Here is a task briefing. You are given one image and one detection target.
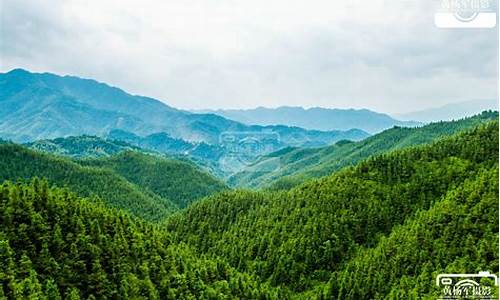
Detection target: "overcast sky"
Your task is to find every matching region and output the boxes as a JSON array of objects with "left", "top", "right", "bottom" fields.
[{"left": 0, "top": 0, "right": 498, "bottom": 113}]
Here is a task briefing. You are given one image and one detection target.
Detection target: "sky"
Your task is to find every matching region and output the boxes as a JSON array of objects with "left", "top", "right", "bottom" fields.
[{"left": 0, "top": 0, "right": 498, "bottom": 113}]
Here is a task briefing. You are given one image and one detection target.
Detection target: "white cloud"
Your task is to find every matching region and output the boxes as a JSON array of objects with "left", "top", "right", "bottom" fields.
[{"left": 0, "top": 0, "right": 497, "bottom": 113}]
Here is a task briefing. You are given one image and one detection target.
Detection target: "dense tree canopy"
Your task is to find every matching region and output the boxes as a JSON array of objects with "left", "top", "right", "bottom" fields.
[
  {"left": 167, "top": 121, "right": 499, "bottom": 297},
  {"left": 0, "top": 115, "right": 497, "bottom": 299},
  {"left": 79, "top": 151, "right": 227, "bottom": 208},
  {"left": 0, "top": 179, "right": 284, "bottom": 299}
]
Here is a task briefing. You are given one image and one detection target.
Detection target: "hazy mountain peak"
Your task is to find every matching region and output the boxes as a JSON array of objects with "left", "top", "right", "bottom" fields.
[
  {"left": 396, "top": 99, "right": 499, "bottom": 122},
  {"left": 199, "top": 106, "right": 419, "bottom": 134}
]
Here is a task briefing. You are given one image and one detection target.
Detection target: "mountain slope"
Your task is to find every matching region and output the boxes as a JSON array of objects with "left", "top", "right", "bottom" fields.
[
  {"left": 324, "top": 166, "right": 498, "bottom": 299},
  {"left": 198, "top": 106, "right": 420, "bottom": 134},
  {"left": 79, "top": 151, "right": 227, "bottom": 208},
  {"left": 0, "top": 179, "right": 284, "bottom": 299},
  {"left": 166, "top": 121, "right": 498, "bottom": 295},
  {"left": 0, "top": 143, "right": 176, "bottom": 221},
  {"left": 229, "top": 111, "right": 498, "bottom": 189}
]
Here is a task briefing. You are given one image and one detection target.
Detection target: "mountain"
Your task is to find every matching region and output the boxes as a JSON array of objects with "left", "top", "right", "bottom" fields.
[
  {"left": 166, "top": 120, "right": 498, "bottom": 297},
  {"left": 0, "top": 69, "right": 370, "bottom": 176},
  {"left": 0, "top": 69, "right": 368, "bottom": 147},
  {"left": 396, "top": 99, "right": 499, "bottom": 122},
  {"left": 0, "top": 142, "right": 226, "bottom": 220},
  {"left": 197, "top": 106, "right": 420, "bottom": 134},
  {"left": 228, "top": 111, "right": 498, "bottom": 188},
  {"left": 0, "top": 179, "right": 284, "bottom": 299}
]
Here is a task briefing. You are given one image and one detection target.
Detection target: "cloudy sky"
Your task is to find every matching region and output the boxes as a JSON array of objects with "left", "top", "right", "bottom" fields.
[{"left": 0, "top": 0, "right": 498, "bottom": 113}]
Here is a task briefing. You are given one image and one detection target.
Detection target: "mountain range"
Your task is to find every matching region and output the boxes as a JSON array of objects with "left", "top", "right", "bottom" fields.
[
  {"left": 0, "top": 69, "right": 373, "bottom": 175},
  {"left": 228, "top": 111, "right": 499, "bottom": 188},
  {"left": 0, "top": 69, "right": 367, "bottom": 146},
  {"left": 196, "top": 106, "right": 420, "bottom": 134},
  {"left": 0, "top": 142, "right": 226, "bottom": 221}
]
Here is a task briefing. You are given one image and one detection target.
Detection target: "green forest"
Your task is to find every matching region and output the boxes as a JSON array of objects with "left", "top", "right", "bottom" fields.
[
  {"left": 229, "top": 111, "right": 498, "bottom": 189},
  {"left": 0, "top": 114, "right": 498, "bottom": 299}
]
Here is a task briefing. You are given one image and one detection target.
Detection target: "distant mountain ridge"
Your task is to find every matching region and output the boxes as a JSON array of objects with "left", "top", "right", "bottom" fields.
[
  {"left": 196, "top": 106, "right": 420, "bottom": 134},
  {"left": 0, "top": 69, "right": 368, "bottom": 146},
  {"left": 396, "top": 99, "right": 499, "bottom": 122}
]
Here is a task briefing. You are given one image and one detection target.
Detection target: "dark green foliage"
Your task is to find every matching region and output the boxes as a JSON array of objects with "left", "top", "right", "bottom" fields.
[
  {"left": 0, "top": 179, "right": 284, "bottom": 299},
  {"left": 324, "top": 166, "right": 499, "bottom": 299},
  {"left": 167, "top": 121, "right": 499, "bottom": 297},
  {"left": 0, "top": 143, "right": 227, "bottom": 220},
  {"left": 0, "top": 143, "right": 175, "bottom": 221},
  {"left": 201, "top": 106, "right": 420, "bottom": 134},
  {"left": 79, "top": 151, "right": 227, "bottom": 208},
  {"left": 229, "top": 111, "right": 498, "bottom": 188}
]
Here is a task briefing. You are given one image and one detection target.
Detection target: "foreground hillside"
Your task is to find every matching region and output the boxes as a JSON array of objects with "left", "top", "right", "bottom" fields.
[
  {"left": 167, "top": 121, "right": 499, "bottom": 297},
  {"left": 0, "top": 144, "right": 225, "bottom": 220},
  {"left": 325, "top": 165, "right": 499, "bottom": 299},
  {"left": 0, "top": 179, "right": 283, "bottom": 299},
  {"left": 229, "top": 111, "right": 498, "bottom": 189}
]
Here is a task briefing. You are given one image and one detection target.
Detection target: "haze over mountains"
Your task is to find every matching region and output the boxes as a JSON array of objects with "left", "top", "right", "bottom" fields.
[
  {"left": 395, "top": 99, "right": 499, "bottom": 122},
  {"left": 198, "top": 99, "right": 498, "bottom": 133},
  {"left": 0, "top": 69, "right": 366, "bottom": 144},
  {"left": 0, "top": 69, "right": 373, "bottom": 174},
  {"left": 197, "top": 107, "right": 420, "bottom": 133}
]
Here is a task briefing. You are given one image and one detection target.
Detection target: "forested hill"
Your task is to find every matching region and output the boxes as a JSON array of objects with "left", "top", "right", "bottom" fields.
[
  {"left": 0, "top": 179, "right": 285, "bottom": 299},
  {"left": 24, "top": 135, "right": 156, "bottom": 158},
  {"left": 78, "top": 151, "right": 227, "bottom": 208},
  {"left": 0, "top": 143, "right": 175, "bottom": 221},
  {"left": 166, "top": 120, "right": 499, "bottom": 298},
  {"left": 199, "top": 106, "right": 419, "bottom": 133},
  {"left": 0, "top": 143, "right": 226, "bottom": 220},
  {"left": 228, "top": 111, "right": 498, "bottom": 189}
]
